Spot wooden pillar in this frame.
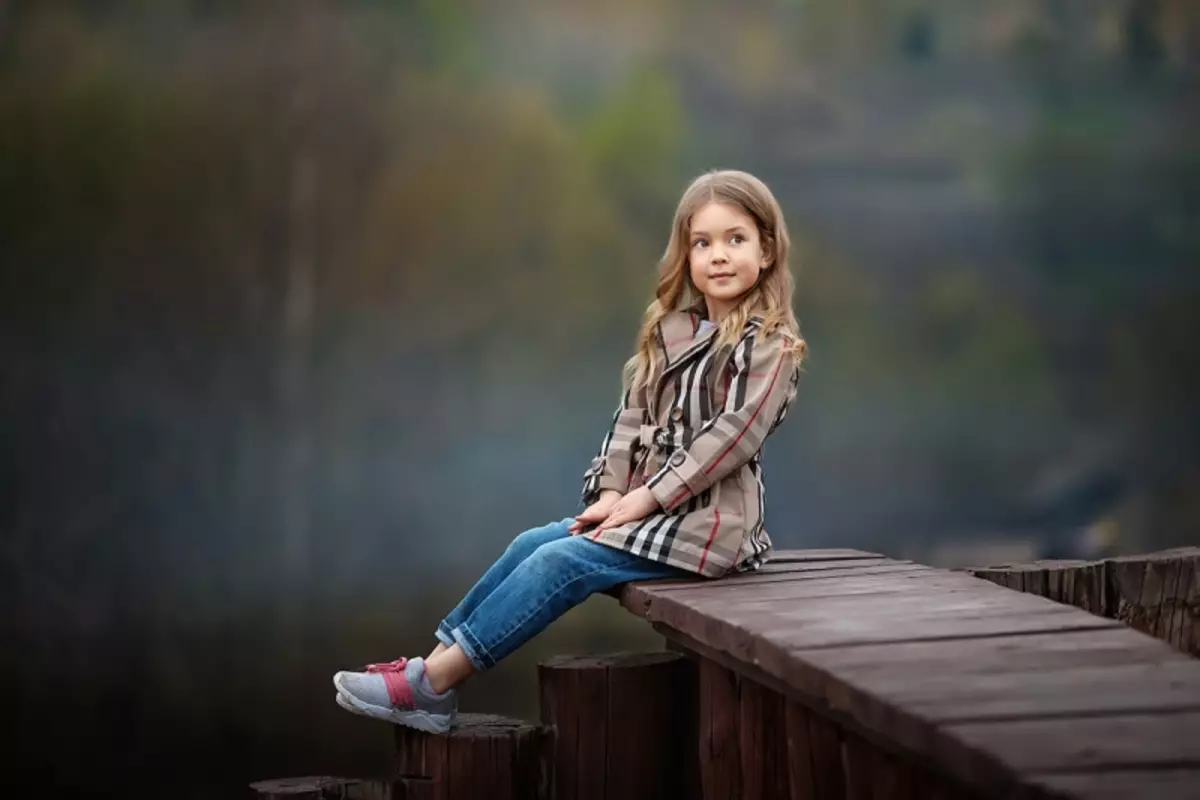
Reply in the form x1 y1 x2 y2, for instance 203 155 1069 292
969 548 1200 656
538 652 698 800
1110 550 1199 656
393 713 553 800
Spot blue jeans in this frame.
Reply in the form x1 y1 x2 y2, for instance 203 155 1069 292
435 518 694 671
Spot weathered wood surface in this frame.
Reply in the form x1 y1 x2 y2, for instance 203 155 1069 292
618 548 1200 799
693 655 959 800
538 652 698 800
392 713 553 800
969 547 1200 657
249 776 434 799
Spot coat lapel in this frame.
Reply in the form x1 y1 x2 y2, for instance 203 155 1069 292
659 310 716 372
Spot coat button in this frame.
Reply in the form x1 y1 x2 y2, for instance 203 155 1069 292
670 407 684 422
670 452 686 467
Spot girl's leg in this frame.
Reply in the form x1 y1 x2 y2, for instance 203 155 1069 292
433 518 573 649
439 533 690 676
334 523 693 731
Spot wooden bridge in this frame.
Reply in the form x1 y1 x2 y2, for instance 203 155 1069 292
254 547 1200 800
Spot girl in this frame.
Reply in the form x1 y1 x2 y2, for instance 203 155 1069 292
333 169 806 733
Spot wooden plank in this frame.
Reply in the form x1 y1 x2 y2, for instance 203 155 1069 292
646 560 925 587
644 567 970 596
1035 768 1200 800
646 600 1118 659
616 567 945 611
637 583 1122 656
858 661 1200 723
737 678 788 800
756 558 903 574
800 627 1191 678
804 703 848 800
649 573 1006 606
699 659 740 800
839 731 875 800
783 699 818 799
675 564 941 588
947 712 1200 772
646 573 1054 617
770 548 885 562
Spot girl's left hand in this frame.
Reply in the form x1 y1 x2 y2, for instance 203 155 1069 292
595 486 661 533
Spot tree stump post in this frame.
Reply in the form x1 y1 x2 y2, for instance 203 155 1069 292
1109 548 1199 656
392 713 554 800
968 547 1200 656
538 651 699 800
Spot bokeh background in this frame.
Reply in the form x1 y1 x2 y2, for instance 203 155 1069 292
4 0 1198 794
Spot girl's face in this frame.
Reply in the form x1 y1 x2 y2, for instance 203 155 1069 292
687 201 767 321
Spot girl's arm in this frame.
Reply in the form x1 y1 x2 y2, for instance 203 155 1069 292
581 383 647 506
645 331 799 514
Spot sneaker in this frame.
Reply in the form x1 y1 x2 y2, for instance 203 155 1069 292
332 656 457 734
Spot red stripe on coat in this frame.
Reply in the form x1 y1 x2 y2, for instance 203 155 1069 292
697 506 720 573
665 352 786 510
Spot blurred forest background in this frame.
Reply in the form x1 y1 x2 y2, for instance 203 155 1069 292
3 0 1198 794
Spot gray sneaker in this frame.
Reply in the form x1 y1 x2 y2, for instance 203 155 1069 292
333 656 457 733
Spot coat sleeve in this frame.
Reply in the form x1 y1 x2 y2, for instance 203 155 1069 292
646 331 799 513
581 381 648 507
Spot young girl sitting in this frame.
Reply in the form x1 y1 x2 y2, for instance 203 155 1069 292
333 169 806 733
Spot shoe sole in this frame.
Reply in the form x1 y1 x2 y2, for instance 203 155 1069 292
332 671 454 734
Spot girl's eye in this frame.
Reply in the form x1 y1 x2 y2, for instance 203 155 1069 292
693 240 708 249
730 234 745 245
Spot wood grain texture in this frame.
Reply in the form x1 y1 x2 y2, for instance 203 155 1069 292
538 652 697 800
392 714 551 800
971 548 1200 657
616 547 1200 799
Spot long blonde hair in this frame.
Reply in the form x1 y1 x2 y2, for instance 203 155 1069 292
625 169 807 391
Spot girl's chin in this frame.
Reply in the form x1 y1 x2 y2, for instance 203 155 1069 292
705 287 746 301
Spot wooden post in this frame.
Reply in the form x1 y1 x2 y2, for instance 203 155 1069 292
538 652 699 800
393 713 553 800
969 548 1200 656
1109 549 1199 657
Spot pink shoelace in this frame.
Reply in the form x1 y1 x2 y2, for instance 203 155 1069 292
364 657 414 709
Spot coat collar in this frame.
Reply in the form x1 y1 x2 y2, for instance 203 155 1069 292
657 307 765 371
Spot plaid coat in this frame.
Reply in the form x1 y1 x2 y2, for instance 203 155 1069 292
580 309 801 578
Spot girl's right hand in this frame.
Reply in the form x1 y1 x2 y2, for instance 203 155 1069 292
568 490 623 534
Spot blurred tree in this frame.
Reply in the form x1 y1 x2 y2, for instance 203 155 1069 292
900 11 938 61
1124 0 1166 72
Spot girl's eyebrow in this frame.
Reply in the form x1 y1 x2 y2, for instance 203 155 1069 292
690 225 750 237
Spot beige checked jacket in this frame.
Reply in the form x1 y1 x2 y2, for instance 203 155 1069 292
580 309 801 577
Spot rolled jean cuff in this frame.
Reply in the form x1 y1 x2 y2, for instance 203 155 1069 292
434 623 455 648
450 623 491 672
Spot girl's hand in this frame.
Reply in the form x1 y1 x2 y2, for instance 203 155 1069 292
568 490 623 534
595 487 661 533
